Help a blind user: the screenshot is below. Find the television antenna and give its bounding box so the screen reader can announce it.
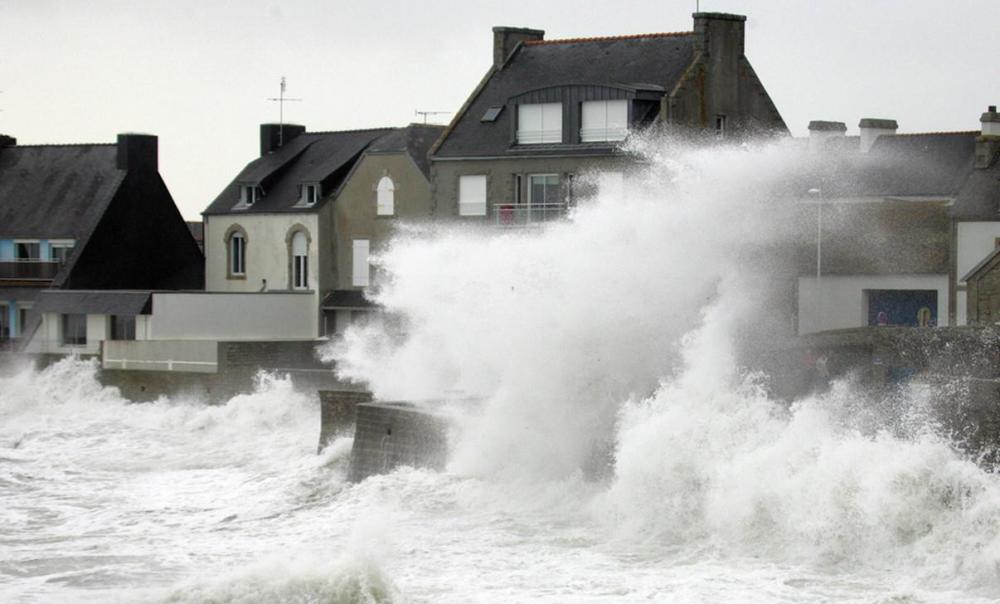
[266,77,303,145]
[415,110,449,124]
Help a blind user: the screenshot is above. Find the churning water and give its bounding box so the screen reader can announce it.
[3,140,1000,603]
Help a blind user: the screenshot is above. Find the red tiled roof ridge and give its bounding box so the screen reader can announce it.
[524,31,693,46]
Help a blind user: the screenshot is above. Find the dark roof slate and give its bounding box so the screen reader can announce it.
[203,129,394,216]
[32,290,153,315]
[433,33,696,158]
[367,124,446,178]
[0,144,123,238]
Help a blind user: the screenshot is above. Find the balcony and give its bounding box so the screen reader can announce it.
[493,202,567,227]
[0,260,62,283]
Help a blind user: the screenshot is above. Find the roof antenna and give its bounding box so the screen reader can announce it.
[414,110,450,124]
[266,77,303,146]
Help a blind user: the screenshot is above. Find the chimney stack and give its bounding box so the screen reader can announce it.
[858,118,898,153]
[116,133,157,172]
[260,123,306,156]
[976,105,1000,169]
[807,121,847,152]
[492,26,544,70]
[693,12,746,57]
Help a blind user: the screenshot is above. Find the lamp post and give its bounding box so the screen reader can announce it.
[807,188,823,331]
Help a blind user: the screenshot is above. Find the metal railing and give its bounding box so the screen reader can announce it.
[493,202,567,227]
[0,260,62,281]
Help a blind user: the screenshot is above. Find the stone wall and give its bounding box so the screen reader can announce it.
[317,389,373,452]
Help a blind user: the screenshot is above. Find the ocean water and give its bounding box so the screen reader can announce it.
[3,140,1000,603]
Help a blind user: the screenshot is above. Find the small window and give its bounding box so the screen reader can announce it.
[62,314,86,346]
[458,175,487,216]
[15,241,40,260]
[302,184,320,205]
[581,100,628,142]
[715,115,727,139]
[481,106,504,122]
[51,244,74,264]
[352,239,370,287]
[109,315,136,341]
[240,185,259,206]
[17,307,29,337]
[528,174,561,206]
[517,103,562,144]
[292,231,309,289]
[376,176,395,216]
[229,232,246,276]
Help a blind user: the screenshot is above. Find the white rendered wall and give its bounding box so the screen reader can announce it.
[24,313,107,355]
[957,290,968,326]
[147,292,316,340]
[798,274,949,334]
[204,214,319,294]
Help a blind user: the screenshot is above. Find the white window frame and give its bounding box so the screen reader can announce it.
[229,232,246,276]
[240,185,260,206]
[580,100,628,143]
[352,239,370,287]
[49,240,75,264]
[458,175,487,216]
[527,174,561,206]
[517,102,562,144]
[376,176,395,216]
[13,239,41,261]
[302,184,320,206]
[292,231,309,290]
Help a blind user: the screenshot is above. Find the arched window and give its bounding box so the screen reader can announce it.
[292,231,308,289]
[376,176,395,216]
[229,232,246,276]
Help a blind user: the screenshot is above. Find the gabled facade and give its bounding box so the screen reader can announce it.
[0,133,203,353]
[202,123,443,337]
[430,12,787,225]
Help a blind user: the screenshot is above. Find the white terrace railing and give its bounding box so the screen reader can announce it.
[492,202,567,227]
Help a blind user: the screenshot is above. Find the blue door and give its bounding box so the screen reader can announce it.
[867,290,937,326]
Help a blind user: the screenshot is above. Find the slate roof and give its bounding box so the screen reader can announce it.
[203,128,394,215]
[952,154,1000,220]
[32,290,153,315]
[433,32,696,158]
[0,144,123,238]
[366,124,446,179]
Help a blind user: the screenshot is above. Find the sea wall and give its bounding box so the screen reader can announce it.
[347,402,450,482]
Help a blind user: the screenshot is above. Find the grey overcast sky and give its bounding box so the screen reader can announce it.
[2,0,998,219]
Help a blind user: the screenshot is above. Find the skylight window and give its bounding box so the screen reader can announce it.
[481,106,504,122]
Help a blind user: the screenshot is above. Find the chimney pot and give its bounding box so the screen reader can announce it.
[492,26,544,70]
[807,121,847,152]
[116,133,158,172]
[981,105,1000,137]
[858,118,898,153]
[260,123,306,156]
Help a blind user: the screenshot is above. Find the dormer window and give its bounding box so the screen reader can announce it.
[302,184,320,206]
[581,100,628,142]
[240,185,260,206]
[517,103,562,144]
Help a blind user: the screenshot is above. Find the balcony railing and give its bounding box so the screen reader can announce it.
[0,260,62,282]
[493,202,567,227]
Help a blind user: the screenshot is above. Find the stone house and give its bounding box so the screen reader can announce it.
[0,132,203,354]
[429,12,787,225]
[201,123,442,337]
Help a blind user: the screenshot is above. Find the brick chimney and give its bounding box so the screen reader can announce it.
[116,133,157,172]
[260,123,306,156]
[976,105,1000,169]
[693,12,746,57]
[807,121,846,152]
[493,26,544,70]
[858,118,897,153]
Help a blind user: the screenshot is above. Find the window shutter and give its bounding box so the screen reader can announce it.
[458,175,487,216]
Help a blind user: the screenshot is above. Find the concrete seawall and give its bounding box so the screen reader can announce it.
[347,402,450,482]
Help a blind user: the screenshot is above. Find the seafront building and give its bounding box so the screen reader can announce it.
[430,12,788,224]
[0,133,203,355]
